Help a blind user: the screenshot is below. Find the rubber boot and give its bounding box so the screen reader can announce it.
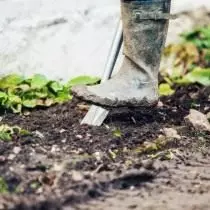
[72,0,172,107]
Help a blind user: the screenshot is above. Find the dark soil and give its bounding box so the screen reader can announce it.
[0,84,210,210]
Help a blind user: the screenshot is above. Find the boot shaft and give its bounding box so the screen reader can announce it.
[120,0,171,80]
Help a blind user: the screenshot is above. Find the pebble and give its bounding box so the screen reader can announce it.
[8,154,16,160]
[162,128,181,139]
[51,145,60,153]
[76,135,83,139]
[72,170,84,182]
[33,130,45,139]
[185,109,210,132]
[93,152,103,161]
[59,129,66,133]
[13,146,21,154]
[0,156,6,163]
[61,138,67,143]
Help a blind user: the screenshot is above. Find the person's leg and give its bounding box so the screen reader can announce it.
[72,0,172,107]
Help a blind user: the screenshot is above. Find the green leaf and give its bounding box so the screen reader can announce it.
[35,89,48,98]
[0,74,24,89]
[0,132,11,141]
[68,76,100,87]
[113,128,122,138]
[184,68,210,86]
[49,81,63,93]
[55,92,72,103]
[0,91,7,99]
[0,177,8,194]
[30,74,48,89]
[22,99,37,108]
[159,83,175,96]
[17,84,30,92]
[8,94,22,104]
[19,129,30,135]
[11,104,22,113]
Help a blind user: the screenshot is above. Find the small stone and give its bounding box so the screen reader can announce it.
[162,128,181,139]
[0,156,6,163]
[76,135,83,139]
[53,162,64,172]
[20,164,25,169]
[86,133,92,137]
[141,159,154,170]
[8,154,16,160]
[72,170,84,182]
[77,104,89,111]
[61,139,67,143]
[51,145,60,153]
[13,146,21,154]
[93,151,103,161]
[185,109,210,132]
[157,101,164,108]
[33,130,45,139]
[59,129,66,133]
[130,186,135,191]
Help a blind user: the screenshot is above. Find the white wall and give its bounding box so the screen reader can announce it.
[0,0,210,81]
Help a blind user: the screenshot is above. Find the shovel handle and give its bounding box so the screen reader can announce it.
[101,20,123,83]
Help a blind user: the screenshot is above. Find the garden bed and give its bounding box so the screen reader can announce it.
[0,84,210,210]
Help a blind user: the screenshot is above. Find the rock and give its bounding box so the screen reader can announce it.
[61,138,67,143]
[0,156,6,163]
[162,128,181,139]
[93,152,103,162]
[51,145,60,153]
[141,159,154,170]
[157,101,164,108]
[33,130,45,139]
[59,129,66,134]
[8,154,16,161]
[76,135,83,139]
[185,109,210,132]
[72,170,84,182]
[13,146,21,154]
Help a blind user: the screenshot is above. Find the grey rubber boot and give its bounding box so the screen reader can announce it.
[72,0,172,107]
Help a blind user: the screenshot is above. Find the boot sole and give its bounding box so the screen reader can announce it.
[72,85,158,108]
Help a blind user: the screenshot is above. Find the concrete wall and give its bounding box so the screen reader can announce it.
[0,0,210,81]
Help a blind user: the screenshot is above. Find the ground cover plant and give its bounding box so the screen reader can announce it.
[160,26,210,95]
[0,74,100,113]
[0,26,210,210]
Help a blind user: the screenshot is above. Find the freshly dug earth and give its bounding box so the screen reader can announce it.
[0,84,210,210]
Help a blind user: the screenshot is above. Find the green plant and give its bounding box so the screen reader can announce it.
[0,177,8,194]
[67,76,100,87]
[0,124,29,141]
[159,83,175,96]
[160,26,210,95]
[0,74,100,113]
[112,128,122,138]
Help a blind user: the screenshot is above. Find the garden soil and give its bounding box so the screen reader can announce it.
[0,84,210,210]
